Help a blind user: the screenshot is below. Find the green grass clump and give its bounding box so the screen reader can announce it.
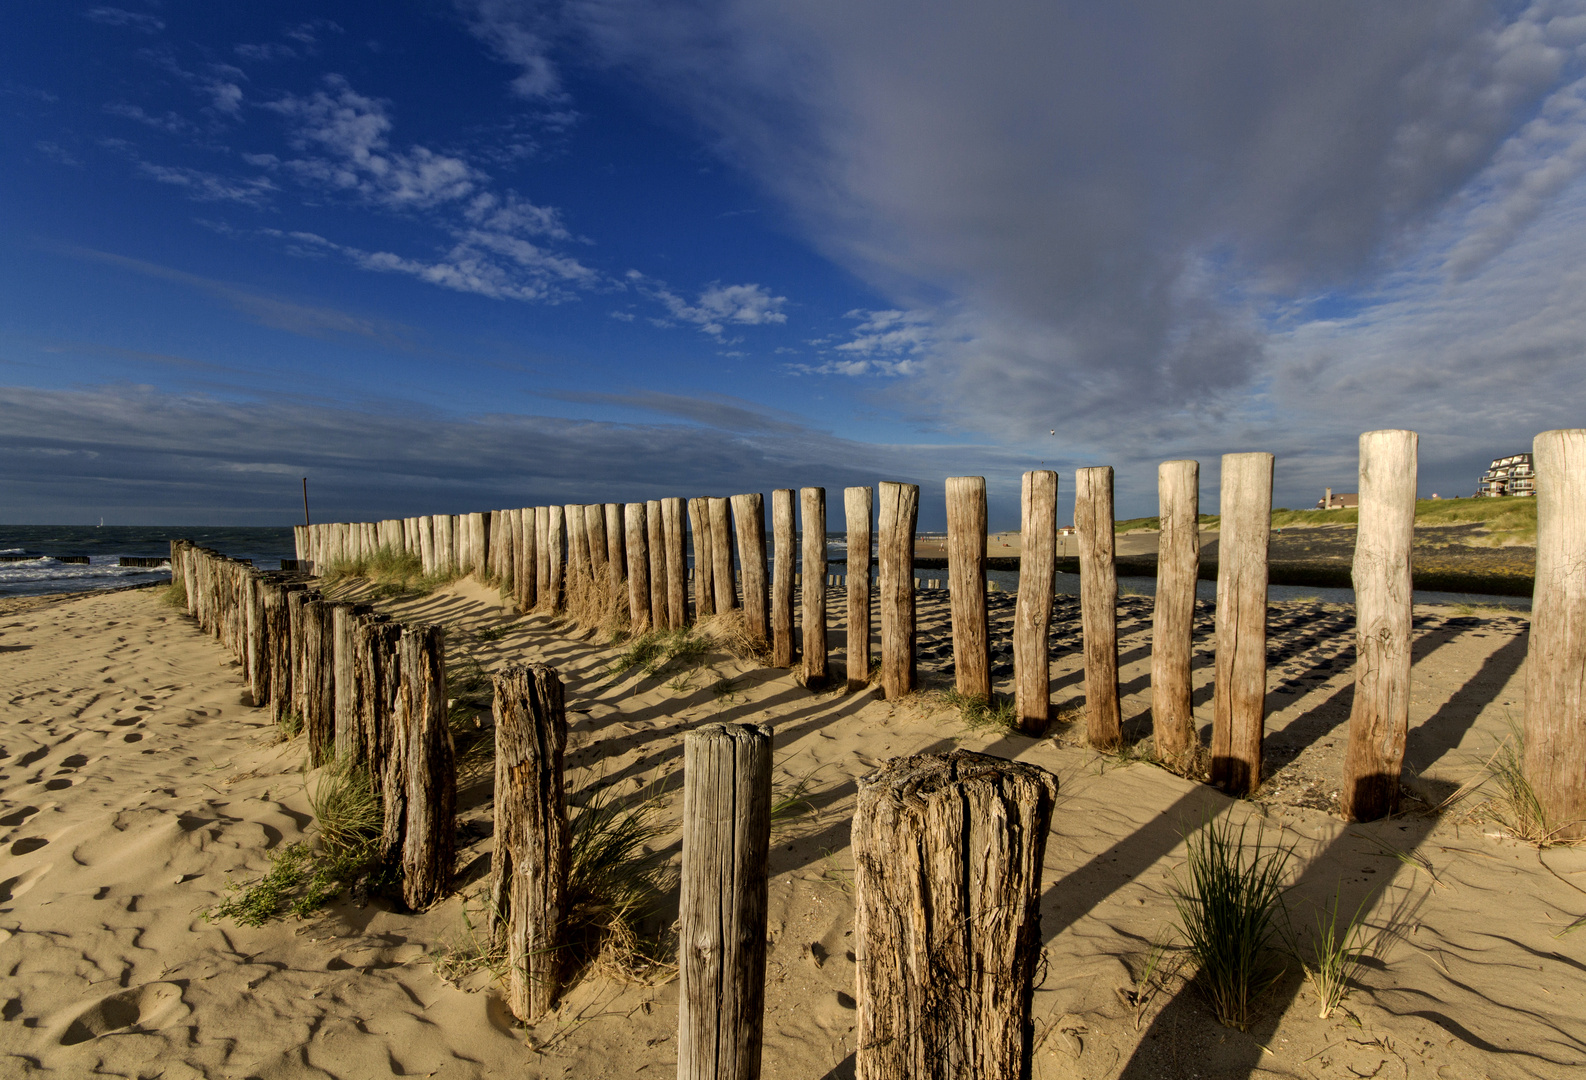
[205,762,387,925]
[942,688,1018,731]
[564,782,675,979]
[608,627,709,681]
[320,545,459,599]
[1485,723,1573,845]
[1291,888,1374,1019]
[161,579,188,609]
[1169,814,1293,1030]
[277,709,304,742]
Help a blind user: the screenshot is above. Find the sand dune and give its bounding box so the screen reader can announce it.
[3,580,1584,1078]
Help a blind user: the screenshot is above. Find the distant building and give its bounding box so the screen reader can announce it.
[1316,487,1358,510]
[1477,453,1536,497]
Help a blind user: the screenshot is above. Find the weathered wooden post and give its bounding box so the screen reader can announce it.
[489,664,570,1021]
[732,493,769,646]
[384,623,455,910]
[603,503,626,615]
[566,503,591,597]
[947,476,990,701]
[264,582,302,729]
[853,750,1057,1080]
[1342,432,1417,820]
[689,497,716,618]
[1076,466,1120,748]
[1526,429,1586,840]
[358,613,401,788]
[1152,460,1200,763]
[801,487,828,687]
[845,487,874,692]
[473,511,491,576]
[625,503,651,634]
[647,499,668,631]
[532,507,549,603]
[878,481,919,700]
[678,722,773,1080]
[245,571,268,707]
[664,497,687,628]
[709,497,737,612]
[1211,452,1274,796]
[1014,471,1057,733]
[546,505,566,612]
[770,489,797,666]
[516,508,537,611]
[300,595,336,767]
[418,516,435,575]
[585,504,609,590]
[332,602,371,764]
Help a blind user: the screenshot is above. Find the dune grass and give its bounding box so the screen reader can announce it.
[319,545,460,598]
[563,781,676,981]
[939,687,1019,732]
[1286,888,1375,1019]
[1484,721,1580,846]
[205,761,388,925]
[1169,814,1293,1030]
[160,579,187,609]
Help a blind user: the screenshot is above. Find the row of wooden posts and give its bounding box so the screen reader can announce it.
[170,540,458,910]
[298,427,1586,830]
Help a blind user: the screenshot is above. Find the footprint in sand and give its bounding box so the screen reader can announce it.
[0,805,39,827]
[9,837,47,856]
[123,733,143,743]
[42,778,72,791]
[52,982,189,1046]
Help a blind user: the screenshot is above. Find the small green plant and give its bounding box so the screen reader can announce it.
[161,580,187,609]
[433,898,509,985]
[1290,888,1374,1019]
[942,688,1018,731]
[564,781,676,980]
[320,546,459,599]
[277,710,304,741]
[473,624,509,643]
[770,770,819,828]
[205,762,387,925]
[1168,814,1293,1030]
[609,628,710,681]
[1486,723,1569,845]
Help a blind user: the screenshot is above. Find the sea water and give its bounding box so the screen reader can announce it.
[0,526,295,598]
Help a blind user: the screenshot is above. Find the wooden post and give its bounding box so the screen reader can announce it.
[853,750,1057,1080]
[1151,460,1200,763]
[678,722,773,1080]
[625,503,651,633]
[265,582,303,729]
[801,487,828,687]
[845,487,873,692]
[385,623,455,910]
[517,508,538,611]
[604,503,626,613]
[663,497,687,627]
[299,596,336,767]
[771,489,797,666]
[1211,452,1274,795]
[1526,429,1586,839]
[731,493,769,646]
[489,664,570,1021]
[418,516,435,574]
[245,571,268,707]
[1342,432,1418,821]
[565,503,591,598]
[689,498,716,618]
[708,497,737,612]
[585,503,609,586]
[333,603,371,764]
[878,481,919,700]
[546,505,566,612]
[358,613,401,790]
[474,511,490,576]
[947,476,990,700]
[647,499,668,631]
[1014,471,1057,733]
[1076,466,1120,748]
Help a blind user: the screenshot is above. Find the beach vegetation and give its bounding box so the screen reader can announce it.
[205,761,387,925]
[1113,497,1535,545]
[1484,722,1577,845]
[320,546,460,599]
[564,779,676,981]
[769,769,820,829]
[608,626,710,681]
[1168,813,1293,1030]
[1285,887,1375,1018]
[941,687,1018,732]
[160,579,187,610]
[444,655,495,781]
[277,709,304,742]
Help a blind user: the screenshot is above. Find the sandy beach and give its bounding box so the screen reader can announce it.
[3,578,1584,1079]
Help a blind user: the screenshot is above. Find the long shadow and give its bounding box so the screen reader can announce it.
[1403,629,1528,797]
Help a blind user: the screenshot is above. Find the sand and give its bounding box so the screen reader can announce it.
[3,579,1585,1079]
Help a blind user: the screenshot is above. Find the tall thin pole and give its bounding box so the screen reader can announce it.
[302,478,311,526]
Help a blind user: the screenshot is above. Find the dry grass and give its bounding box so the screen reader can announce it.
[1115,497,1535,544]
[161,579,188,609]
[319,546,460,599]
[1483,723,1582,846]
[563,566,629,635]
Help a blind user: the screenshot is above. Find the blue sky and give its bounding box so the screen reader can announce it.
[5,2,1586,526]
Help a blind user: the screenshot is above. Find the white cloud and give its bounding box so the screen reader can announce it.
[84,7,164,33]
[834,308,933,357]
[136,162,275,204]
[104,102,193,134]
[629,272,787,337]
